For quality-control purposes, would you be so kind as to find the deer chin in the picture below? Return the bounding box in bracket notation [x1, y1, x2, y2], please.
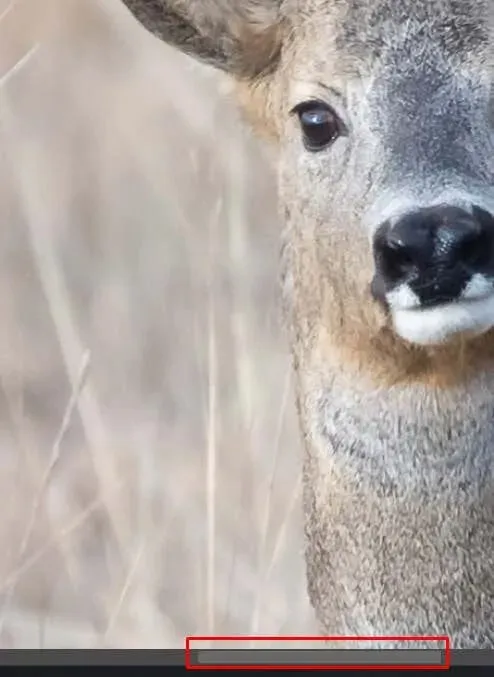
[391, 294, 494, 346]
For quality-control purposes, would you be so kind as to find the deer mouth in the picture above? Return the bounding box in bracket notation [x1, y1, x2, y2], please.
[370, 269, 494, 345]
[390, 293, 494, 346]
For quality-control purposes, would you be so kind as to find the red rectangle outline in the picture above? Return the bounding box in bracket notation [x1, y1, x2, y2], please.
[185, 635, 451, 671]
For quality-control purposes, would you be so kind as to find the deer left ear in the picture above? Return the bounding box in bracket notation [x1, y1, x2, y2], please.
[120, 0, 284, 80]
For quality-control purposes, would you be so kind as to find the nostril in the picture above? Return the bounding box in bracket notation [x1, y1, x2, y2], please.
[458, 234, 481, 266]
[374, 215, 435, 283]
[373, 232, 415, 287]
[384, 238, 415, 274]
[457, 229, 492, 268]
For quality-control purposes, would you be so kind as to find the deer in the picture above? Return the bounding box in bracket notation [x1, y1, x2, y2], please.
[118, 0, 494, 647]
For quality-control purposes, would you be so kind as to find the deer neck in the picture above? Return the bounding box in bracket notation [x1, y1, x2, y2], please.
[295, 329, 494, 497]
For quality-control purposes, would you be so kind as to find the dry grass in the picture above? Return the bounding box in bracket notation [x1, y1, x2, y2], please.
[0, 0, 315, 648]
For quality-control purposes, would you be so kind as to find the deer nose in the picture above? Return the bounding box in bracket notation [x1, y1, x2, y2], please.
[372, 205, 494, 307]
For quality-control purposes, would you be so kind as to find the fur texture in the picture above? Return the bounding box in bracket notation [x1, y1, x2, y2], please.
[120, 0, 494, 647]
[121, 1, 284, 77]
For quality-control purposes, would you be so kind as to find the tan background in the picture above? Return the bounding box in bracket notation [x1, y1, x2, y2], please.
[0, 0, 315, 647]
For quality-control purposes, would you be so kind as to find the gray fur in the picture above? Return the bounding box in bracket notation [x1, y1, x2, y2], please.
[119, 0, 494, 647]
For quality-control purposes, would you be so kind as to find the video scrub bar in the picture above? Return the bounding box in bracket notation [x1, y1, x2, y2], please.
[0, 648, 491, 666]
[186, 636, 452, 669]
[191, 648, 445, 667]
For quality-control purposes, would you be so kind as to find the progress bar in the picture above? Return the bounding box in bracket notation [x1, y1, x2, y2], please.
[0, 649, 491, 666]
[193, 649, 444, 666]
[185, 637, 450, 670]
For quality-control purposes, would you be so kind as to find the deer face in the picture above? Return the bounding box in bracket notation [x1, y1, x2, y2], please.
[279, 0, 494, 348]
[121, 0, 494, 351]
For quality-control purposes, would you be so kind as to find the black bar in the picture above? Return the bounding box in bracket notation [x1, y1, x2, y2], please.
[0, 649, 490, 667]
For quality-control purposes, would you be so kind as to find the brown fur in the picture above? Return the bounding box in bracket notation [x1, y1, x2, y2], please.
[122, 0, 284, 77]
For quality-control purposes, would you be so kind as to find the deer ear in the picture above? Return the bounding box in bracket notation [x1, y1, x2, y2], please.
[121, 1, 283, 79]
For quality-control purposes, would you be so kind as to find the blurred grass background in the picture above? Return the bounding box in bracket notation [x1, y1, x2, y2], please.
[0, 0, 315, 648]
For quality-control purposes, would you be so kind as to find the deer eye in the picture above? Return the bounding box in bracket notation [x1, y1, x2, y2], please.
[293, 101, 343, 152]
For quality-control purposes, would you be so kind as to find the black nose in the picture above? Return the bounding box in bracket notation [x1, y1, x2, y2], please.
[372, 204, 494, 306]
